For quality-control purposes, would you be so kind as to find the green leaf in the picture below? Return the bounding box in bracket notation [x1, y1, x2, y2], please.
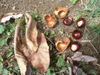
[44, 31, 49, 36]
[70, 0, 77, 4]
[56, 56, 65, 67]
[62, 54, 66, 59]
[92, 29, 100, 40]
[58, 29, 64, 34]
[6, 49, 14, 58]
[14, 66, 20, 72]
[0, 62, 3, 73]
[46, 68, 51, 75]
[89, 23, 99, 29]
[51, 73, 56, 75]
[81, 59, 87, 69]
[87, 0, 96, 8]
[73, 16, 80, 21]
[3, 68, 9, 75]
[82, 12, 88, 17]
[12, 61, 18, 66]
[66, 63, 71, 67]
[0, 56, 3, 62]
[5, 24, 15, 35]
[8, 68, 12, 71]
[31, 9, 41, 22]
[0, 25, 5, 34]
[77, 69, 82, 75]
[89, 70, 98, 75]
[89, 9, 95, 17]
[15, 18, 19, 23]
[49, 44, 53, 50]
[46, 68, 55, 75]
[0, 36, 9, 46]
[50, 30, 55, 35]
[60, 67, 67, 73]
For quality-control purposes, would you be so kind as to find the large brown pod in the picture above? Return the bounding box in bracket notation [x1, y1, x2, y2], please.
[44, 14, 57, 27]
[54, 7, 68, 18]
[55, 37, 70, 52]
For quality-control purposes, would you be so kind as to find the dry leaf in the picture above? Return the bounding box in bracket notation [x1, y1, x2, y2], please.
[14, 13, 50, 75]
[14, 17, 31, 75]
[71, 52, 98, 63]
[66, 57, 87, 75]
[73, 66, 87, 75]
[0, 13, 23, 23]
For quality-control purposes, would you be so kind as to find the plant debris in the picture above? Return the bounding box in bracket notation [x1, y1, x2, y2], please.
[14, 13, 50, 74]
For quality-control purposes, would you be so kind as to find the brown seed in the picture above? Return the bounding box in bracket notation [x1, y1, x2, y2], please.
[76, 18, 86, 28]
[63, 17, 73, 26]
[70, 42, 80, 52]
[72, 30, 82, 39]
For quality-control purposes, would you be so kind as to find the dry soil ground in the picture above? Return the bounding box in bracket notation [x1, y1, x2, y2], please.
[0, 0, 100, 75]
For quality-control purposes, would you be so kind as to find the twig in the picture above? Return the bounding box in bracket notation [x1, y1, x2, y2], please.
[96, 64, 100, 67]
[56, 51, 68, 55]
[85, 27, 99, 53]
[80, 40, 91, 42]
[80, 0, 87, 8]
[83, 20, 98, 53]
[81, 0, 83, 5]
[46, 36, 54, 45]
[14, 0, 19, 5]
[89, 42, 98, 53]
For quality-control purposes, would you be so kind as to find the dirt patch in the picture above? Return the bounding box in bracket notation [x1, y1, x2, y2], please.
[0, 0, 100, 75]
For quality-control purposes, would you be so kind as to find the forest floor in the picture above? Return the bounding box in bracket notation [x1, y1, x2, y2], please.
[0, 0, 100, 75]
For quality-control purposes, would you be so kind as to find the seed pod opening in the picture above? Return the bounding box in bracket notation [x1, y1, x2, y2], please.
[55, 37, 70, 52]
[54, 7, 68, 18]
[44, 14, 57, 27]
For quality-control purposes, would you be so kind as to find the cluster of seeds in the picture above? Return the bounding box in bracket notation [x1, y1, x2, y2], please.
[44, 7, 86, 52]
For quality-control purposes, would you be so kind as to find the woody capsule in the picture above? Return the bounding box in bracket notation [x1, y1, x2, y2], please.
[54, 7, 68, 18]
[55, 37, 70, 52]
[44, 14, 57, 27]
